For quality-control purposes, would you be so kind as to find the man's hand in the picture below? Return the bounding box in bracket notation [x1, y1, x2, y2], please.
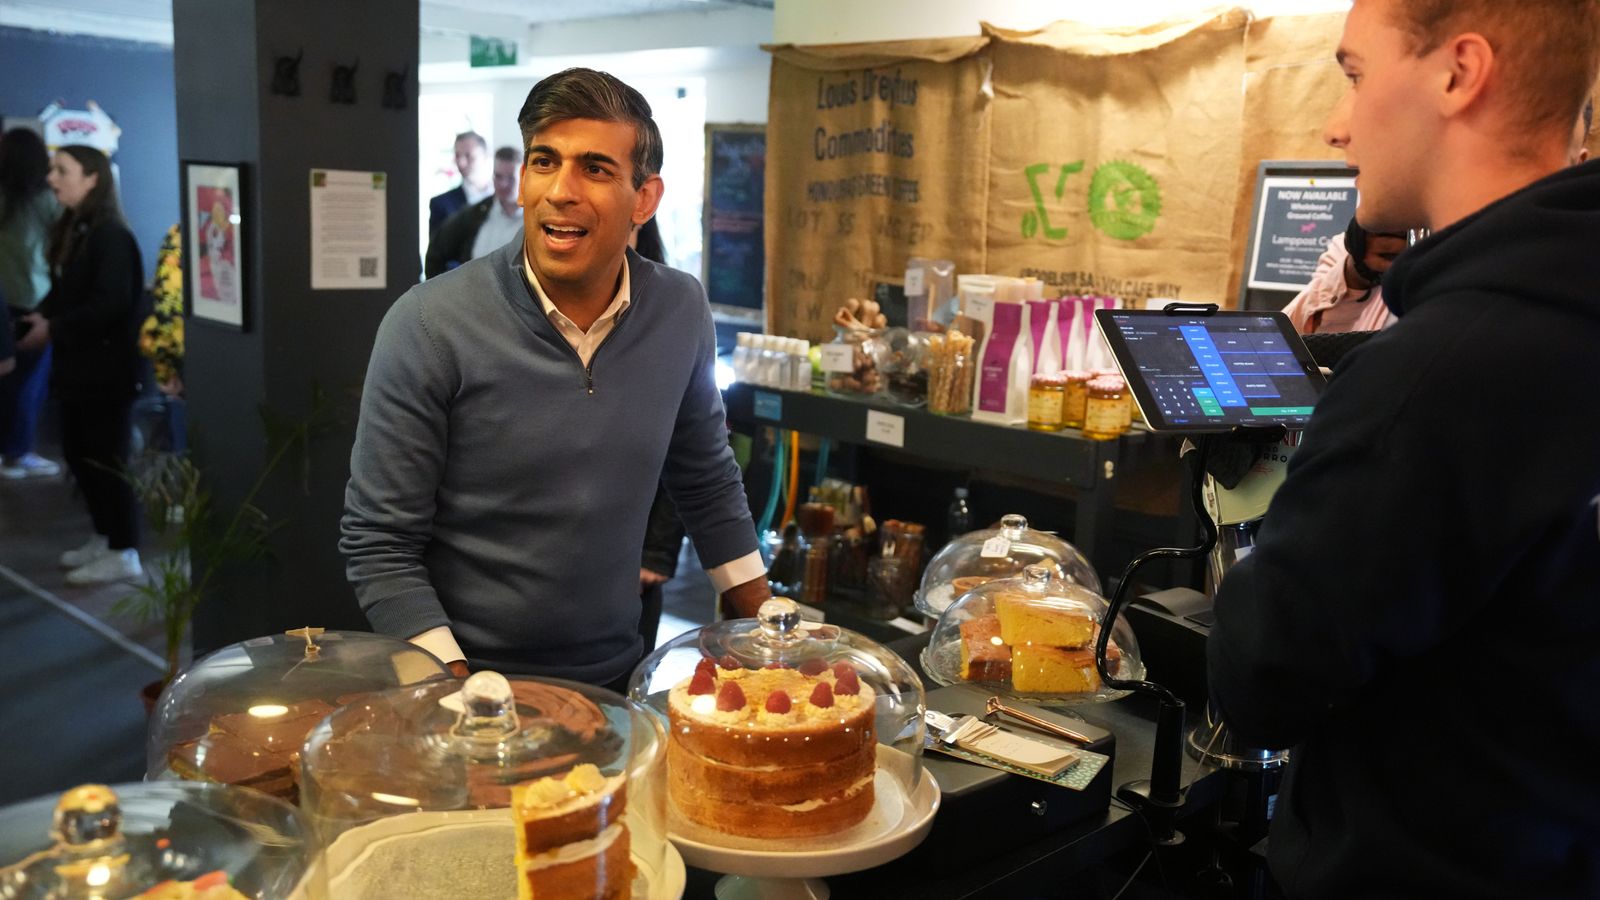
[639, 567, 670, 592]
[16, 314, 47, 353]
[0, 357, 12, 377]
[720, 575, 772, 619]
[447, 660, 470, 678]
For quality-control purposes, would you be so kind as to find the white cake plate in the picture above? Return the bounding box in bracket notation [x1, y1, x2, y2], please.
[289, 808, 686, 900]
[667, 749, 941, 900]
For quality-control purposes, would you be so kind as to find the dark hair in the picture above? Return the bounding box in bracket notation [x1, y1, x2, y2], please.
[493, 145, 521, 164]
[517, 68, 663, 190]
[47, 145, 126, 270]
[634, 217, 666, 265]
[454, 131, 487, 152]
[1585, 99, 1595, 135]
[0, 128, 50, 227]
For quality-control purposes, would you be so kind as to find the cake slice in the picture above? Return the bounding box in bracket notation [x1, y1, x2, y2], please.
[995, 593, 1096, 648]
[512, 764, 633, 900]
[959, 614, 1012, 681]
[1012, 645, 1100, 693]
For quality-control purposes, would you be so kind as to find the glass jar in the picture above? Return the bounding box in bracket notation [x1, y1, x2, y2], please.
[922, 564, 1144, 705]
[301, 672, 673, 899]
[0, 783, 312, 898]
[882, 328, 931, 407]
[147, 628, 450, 802]
[927, 328, 976, 415]
[822, 327, 887, 398]
[915, 513, 1101, 617]
[1062, 370, 1092, 428]
[1083, 375, 1132, 440]
[1027, 373, 1067, 432]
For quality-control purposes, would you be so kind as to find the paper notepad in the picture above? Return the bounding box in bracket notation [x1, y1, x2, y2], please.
[957, 730, 1080, 777]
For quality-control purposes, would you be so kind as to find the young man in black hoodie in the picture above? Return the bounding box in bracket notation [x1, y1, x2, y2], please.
[1207, 2, 1600, 897]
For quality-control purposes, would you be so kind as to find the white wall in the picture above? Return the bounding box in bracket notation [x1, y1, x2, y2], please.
[420, 6, 773, 129]
[773, 0, 1352, 44]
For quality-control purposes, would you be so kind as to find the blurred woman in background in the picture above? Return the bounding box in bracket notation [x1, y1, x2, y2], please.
[0, 128, 61, 479]
[17, 145, 144, 585]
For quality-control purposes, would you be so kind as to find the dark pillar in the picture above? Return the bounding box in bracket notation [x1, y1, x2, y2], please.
[174, 0, 419, 651]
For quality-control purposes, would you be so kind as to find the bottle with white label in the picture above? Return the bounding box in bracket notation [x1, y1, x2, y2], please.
[788, 339, 811, 391]
[732, 333, 754, 383]
[1036, 299, 1062, 375]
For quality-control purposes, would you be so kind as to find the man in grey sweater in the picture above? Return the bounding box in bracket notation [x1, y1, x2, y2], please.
[342, 68, 769, 688]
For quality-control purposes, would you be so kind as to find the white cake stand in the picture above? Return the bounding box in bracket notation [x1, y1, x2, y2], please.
[668, 748, 942, 900]
[292, 808, 687, 899]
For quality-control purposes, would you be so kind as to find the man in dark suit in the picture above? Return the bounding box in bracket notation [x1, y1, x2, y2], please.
[426, 131, 491, 237]
[424, 146, 522, 278]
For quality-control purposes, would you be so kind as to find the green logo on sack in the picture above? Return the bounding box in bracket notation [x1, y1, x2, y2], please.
[1088, 160, 1162, 241]
[1020, 159, 1162, 242]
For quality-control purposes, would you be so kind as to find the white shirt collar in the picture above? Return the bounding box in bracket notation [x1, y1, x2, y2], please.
[521, 246, 631, 330]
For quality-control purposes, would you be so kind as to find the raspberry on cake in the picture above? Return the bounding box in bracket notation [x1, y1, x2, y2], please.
[666, 662, 876, 839]
[512, 763, 633, 900]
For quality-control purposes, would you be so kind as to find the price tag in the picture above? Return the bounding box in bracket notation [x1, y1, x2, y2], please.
[965, 294, 995, 325]
[820, 343, 854, 374]
[753, 391, 782, 421]
[904, 267, 926, 297]
[981, 537, 1012, 558]
[865, 409, 905, 448]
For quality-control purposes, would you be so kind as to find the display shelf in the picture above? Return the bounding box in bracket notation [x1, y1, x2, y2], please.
[723, 382, 1146, 577]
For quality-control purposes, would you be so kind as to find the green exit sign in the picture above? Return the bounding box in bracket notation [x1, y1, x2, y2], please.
[470, 36, 517, 68]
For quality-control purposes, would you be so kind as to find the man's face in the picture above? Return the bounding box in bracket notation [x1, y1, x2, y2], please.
[520, 117, 663, 293]
[455, 139, 488, 187]
[492, 157, 520, 205]
[1325, 0, 1439, 232]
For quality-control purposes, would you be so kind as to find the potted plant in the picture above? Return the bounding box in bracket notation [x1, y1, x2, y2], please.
[118, 388, 331, 705]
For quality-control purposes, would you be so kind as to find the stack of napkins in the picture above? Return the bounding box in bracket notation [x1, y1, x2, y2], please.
[944, 715, 1081, 777]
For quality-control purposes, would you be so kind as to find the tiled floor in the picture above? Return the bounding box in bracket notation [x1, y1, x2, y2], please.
[0, 429, 719, 810]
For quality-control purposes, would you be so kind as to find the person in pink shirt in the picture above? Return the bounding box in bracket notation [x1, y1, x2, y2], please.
[1281, 218, 1406, 334]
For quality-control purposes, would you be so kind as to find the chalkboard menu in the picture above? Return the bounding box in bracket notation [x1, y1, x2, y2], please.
[1244, 165, 1358, 292]
[703, 123, 766, 315]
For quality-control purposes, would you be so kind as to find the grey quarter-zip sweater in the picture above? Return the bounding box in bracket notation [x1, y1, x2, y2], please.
[341, 235, 757, 685]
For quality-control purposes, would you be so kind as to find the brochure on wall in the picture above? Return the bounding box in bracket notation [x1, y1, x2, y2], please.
[310, 169, 387, 290]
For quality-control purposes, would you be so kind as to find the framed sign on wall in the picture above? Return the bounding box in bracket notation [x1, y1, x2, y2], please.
[182, 161, 247, 330]
[702, 123, 766, 324]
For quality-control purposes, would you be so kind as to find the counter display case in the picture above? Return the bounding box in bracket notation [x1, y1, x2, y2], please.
[923, 564, 1143, 705]
[147, 628, 450, 803]
[916, 514, 1100, 617]
[299, 672, 678, 900]
[0, 782, 311, 898]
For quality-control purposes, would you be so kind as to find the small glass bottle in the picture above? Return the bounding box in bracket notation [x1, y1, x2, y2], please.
[1082, 375, 1133, 440]
[732, 332, 753, 383]
[1062, 370, 1093, 429]
[1027, 373, 1067, 432]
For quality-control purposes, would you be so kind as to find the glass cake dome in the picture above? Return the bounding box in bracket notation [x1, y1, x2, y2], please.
[147, 628, 451, 803]
[628, 598, 927, 855]
[914, 514, 1101, 617]
[298, 671, 674, 900]
[922, 565, 1143, 705]
[0, 781, 312, 898]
